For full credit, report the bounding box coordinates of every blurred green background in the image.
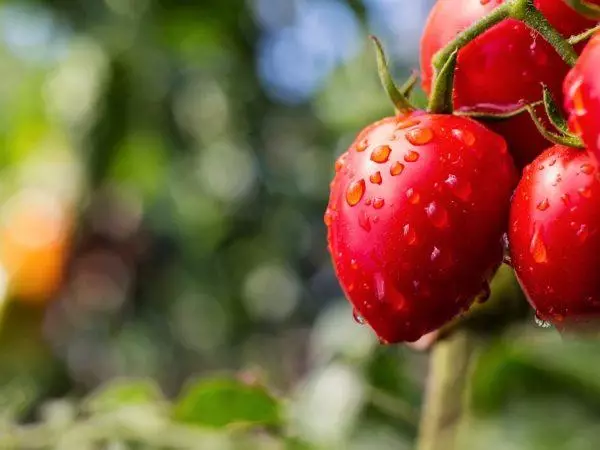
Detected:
[0,0,598,449]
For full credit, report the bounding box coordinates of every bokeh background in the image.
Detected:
[1,1,599,449]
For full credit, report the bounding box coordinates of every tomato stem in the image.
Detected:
[511,0,577,66]
[370,36,415,115]
[568,23,600,45]
[416,330,479,450]
[399,71,419,98]
[563,0,600,20]
[431,0,577,103]
[427,50,458,114]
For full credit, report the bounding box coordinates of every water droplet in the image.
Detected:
[369,171,382,185]
[350,259,358,270]
[353,309,365,324]
[403,224,417,245]
[335,156,345,172]
[549,159,557,167]
[406,127,433,146]
[538,165,545,171]
[570,78,587,116]
[579,186,592,198]
[346,179,366,206]
[561,193,571,206]
[530,225,548,264]
[480,0,491,5]
[365,198,372,206]
[324,208,337,226]
[373,197,385,209]
[536,198,550,211]
[581,164,594,175]
[445,174,472,201]
[390,161,405,176]
[358,210,371,231]
[430,246,441,262]
[371,145,392,163]
[451,128,476,146]
[404,150,420,163]
[356,139,368,152]
[426,202,449,228]
[534,313,552,328]
[374,273,385,301]
[406,188,420,204]
[396,117,421,129]
[576,223,589,243]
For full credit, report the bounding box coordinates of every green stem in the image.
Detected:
[525,105,585,148]
[511,0,577,66]
[427,50,458,114]
[399,71,419,98]
[370,36,415,114]
[416,331,479,450]
[431,0,577,100]
[568,23,600,45]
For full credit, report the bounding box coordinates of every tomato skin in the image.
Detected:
[420,0,596,168]
[564,34,600,164]
[509,145,600,327]
[325,114,516,343]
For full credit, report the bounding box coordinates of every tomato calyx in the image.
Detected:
[564,0,600,20]
[525,85,586,148]
[370,36,417,115]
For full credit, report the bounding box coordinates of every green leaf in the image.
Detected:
[83,378,165,413]
[173,378,282,429]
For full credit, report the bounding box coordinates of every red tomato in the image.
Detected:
[420,0,596,168]
[509,145,600,327]
[564,33,600,163]
[325,113,516,343]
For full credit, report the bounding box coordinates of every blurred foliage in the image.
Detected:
[0,0,596,449]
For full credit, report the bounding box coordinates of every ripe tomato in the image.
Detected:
[564,33,600,163]
[325,113,516,343]
[509,145,600,327]
[420,0,596,168]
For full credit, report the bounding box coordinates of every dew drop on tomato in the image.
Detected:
[530,225,548,264]
[426,202,450,228]
[346,179,366,206]
[406,188,421,205]
[371,145,392,163]
[406,127,433,146]
[581,164,594,175]
[390,161,405,176]
[352,309,365,324]
[369,171,383,185]
[451,128,475,146]
[578,186,592,198]
[404,150,420,163]
[403,223,418,245]
[536,198,550,211]
[445,174,472,201]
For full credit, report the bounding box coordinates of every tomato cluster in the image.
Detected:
[325,0,600,343]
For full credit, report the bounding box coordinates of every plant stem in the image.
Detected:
[416,330,479,450]
[568,24,600,45]
[427,50,458,114]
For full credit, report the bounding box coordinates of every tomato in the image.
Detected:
[420,0,596,168]
[564,33,600,163]
[509,145,600,327]
[325,113,516,343]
